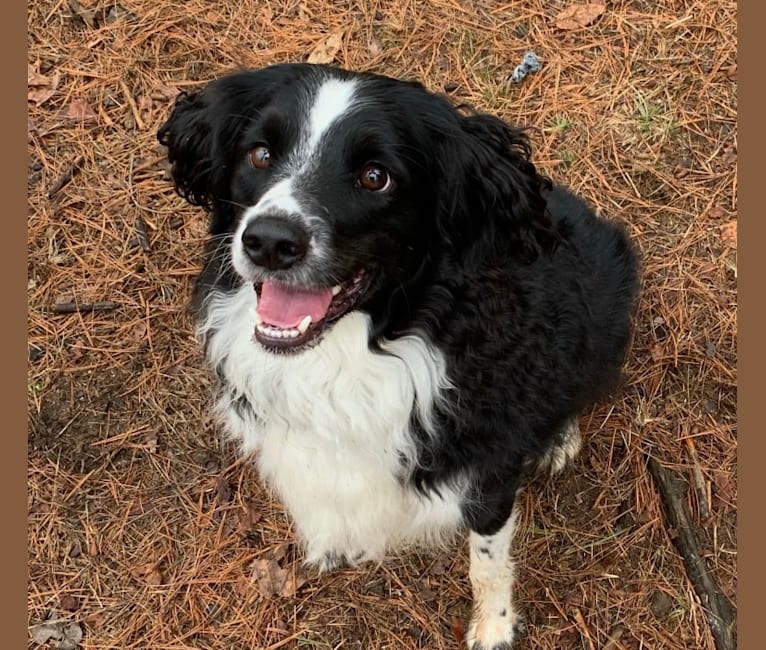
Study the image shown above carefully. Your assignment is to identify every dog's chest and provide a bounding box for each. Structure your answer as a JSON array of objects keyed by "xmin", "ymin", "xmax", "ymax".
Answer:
[{"xmin": 198, "ymin": 286, "xmax": 466, "ymax": 557}]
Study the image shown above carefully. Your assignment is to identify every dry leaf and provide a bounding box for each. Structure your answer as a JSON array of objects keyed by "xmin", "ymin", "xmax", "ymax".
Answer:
[
  {"xmin": 30, "ymin": 620, "xmax": 83, "ymax": 650},
  {"xmin": 554, "ymin": 3, "xmax": 606, "ymax": 31},
  {"xmin": 145, "ymin": 568, "xmax": 164, "ymax": 586},
  {"xmin": 28, "ymin": 69, "xmax": 60, "ymax": 105},
  {"xmin": 68, "ymin": 0, "xmax": 97, "ymax": 28},
  {"xmin": 238, "ymin": 501, "xmax": 262, "ymax": 533},
  {"xmin": 713, "ymin": 471, "xmax": 735, "ymax": 503},
  {"xmin": 307, "ymin": 29, "xmax": 344, "ymax": 64},
  {"xmin": 250, "ymin": 558, "xmax": 306, "ymax": 598},
  {"xmin": 60, "ymin": 594, "xmax": 79, "ymax": 611},
  {"xmin": 369, "ymin": 36, "xmax": 383, "ymax": 57},
  {"xmin": 725, "ymin": 64, "xmax": 737, "ymax": 80},
  {"xmin": 64, "ymin": 98, "xmax": 97, "ymax": 121},
  {"xmin": 450, "ymin": 616, "xmax": 466, "ymax": 645},
  {"xmin": 719, "ymin": 221, "xmax": 737, "ymax": 247},
  {"xmin": 650, "ymin": 344, "xmax": 664, "ymax": 362},
  {"xmin": 215, "ymin": 475, "xmax": 232, "ymax": 505},
  {"xmin": 150, "ymin": 83, "xmax": 179, "ymax": 102}
]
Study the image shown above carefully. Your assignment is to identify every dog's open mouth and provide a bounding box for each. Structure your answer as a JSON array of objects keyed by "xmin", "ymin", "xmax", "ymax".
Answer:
[{"xmin": 253, "ymin": 270, "xmax": 368, "ymax": 351}]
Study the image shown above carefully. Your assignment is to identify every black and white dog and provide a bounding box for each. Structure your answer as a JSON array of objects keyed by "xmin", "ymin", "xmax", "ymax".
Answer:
[{"xmin": 158, "ymin": 63, "xmax": 638, "ymax": 649}]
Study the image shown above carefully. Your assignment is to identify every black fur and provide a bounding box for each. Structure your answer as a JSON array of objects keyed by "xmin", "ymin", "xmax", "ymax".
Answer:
[{"xmin": 158, "ymin": 63, "xmax": 639, "ymax": 538}]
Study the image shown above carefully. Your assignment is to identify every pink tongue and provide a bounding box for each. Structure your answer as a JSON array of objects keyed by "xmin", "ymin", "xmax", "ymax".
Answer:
[{"xmin": 256, "ymin": 281, "xmax": 333, "ymax": 329}]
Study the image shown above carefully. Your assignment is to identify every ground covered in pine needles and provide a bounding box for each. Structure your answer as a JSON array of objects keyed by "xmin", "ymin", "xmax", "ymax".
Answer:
[{"xmin": 28, "ymin": 1, "xmax": 737, "ymax": 648}]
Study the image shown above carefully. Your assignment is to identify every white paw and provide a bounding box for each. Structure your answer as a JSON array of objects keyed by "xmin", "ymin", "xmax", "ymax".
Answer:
[
  {"xmin": 537, "ymin": 418, "xmax": 582, "ymax": 475},
  {"xmin": 465, "ymin": 608, "xmax": 524, "ymax": 649}
]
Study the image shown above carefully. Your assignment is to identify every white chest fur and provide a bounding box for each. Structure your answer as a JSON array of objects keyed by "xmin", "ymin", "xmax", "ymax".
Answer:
[{"xmin": 198, "ymin": 285, "xmax": 468, "ymax": 564}]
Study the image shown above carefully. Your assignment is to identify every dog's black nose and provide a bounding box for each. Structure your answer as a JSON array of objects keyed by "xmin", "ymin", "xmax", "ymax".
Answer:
[{"xmin": 241, "ymin": 217, "xmax": 309, "ymax": 270}]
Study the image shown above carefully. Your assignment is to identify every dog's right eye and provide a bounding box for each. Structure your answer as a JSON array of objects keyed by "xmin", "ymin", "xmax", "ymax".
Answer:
[{"xmin": 248, "ymin": 145, "xmax": 271, "ymax": 169}]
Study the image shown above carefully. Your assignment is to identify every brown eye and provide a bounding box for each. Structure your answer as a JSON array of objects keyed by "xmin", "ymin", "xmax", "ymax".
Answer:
[
  {"xmin": 358, "ymin": 164, "xmax": 392, "ymax": 192},
  {"xmin": 249, "ymin": 145, "xmax": 271, "ymax": 169}
]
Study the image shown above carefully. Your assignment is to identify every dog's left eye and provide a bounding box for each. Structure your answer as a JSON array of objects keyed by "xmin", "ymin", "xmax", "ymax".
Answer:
[
  {"xmin": 248, "ymin": 145, "xmax": 271, "ymax": 170},
  {"xmin": 357, "ymin": 164, "xmax": 392, "ymax": 192}
]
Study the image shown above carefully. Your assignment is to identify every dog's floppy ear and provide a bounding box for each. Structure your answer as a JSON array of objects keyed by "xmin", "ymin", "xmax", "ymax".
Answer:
[
  {"xmin": 434, "ymin": 110, "xmax": 557, "ymax": 264},
  {"xmin": 157, "ymin": 89, "xmax": 224, "ymax": 213},
  {"xmin": 157, "ymin": 64, "xmax": 311, "ymax": 234}
]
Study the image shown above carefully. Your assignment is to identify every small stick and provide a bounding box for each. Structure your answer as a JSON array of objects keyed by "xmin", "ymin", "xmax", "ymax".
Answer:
[
  {"xmin": 572, "ymin": 607, "xmax": 596, "ymax": 650},
  {"xmin": 50, "ymin": 300, "xmax": 118, "ymax": 314},
  {"xmin": 135, "ymin": 215, "xmax": 151, "ymax": 252},
  {"xmin": 119, "ymin": 79, "xmax": 145, "ymax": 130},
  {"xmin": 647, "ymin": 456, "xmax": 735, "ymax": 650},
  {"xmin": 47, "ymin": 154, "xmax": 84, "ymax": 199},
  {"xmin": 685, "ymin": 436, "xmax": 711, "ymax": 519}
]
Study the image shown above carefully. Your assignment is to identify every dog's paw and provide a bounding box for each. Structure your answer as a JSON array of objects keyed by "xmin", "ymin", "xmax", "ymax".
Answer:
[
  {"xmin": 465, "ymin": 609, "xmax": 525, "ymax": 649},
  {"xmin": 310, "ymin": 551, "xmax": 348, "ymax": 573},
  {"xmin": 536, "ymin": 418, "xmax": 581, "ymax": 475}
]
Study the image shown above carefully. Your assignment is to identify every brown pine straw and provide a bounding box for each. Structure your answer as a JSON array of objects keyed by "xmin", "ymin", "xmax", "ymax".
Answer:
[{"xmin": 29, "ymin": 1, "xmax": 736, "ymax": 648}]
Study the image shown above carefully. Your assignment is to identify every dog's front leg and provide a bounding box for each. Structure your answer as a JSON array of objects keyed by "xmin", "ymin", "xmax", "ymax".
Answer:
[{"xmin": 464, "ymin": 476, "xmax": 523, "ymax": 650}]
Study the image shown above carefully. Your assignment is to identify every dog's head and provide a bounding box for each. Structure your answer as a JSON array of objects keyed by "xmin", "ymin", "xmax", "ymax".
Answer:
[{"xmin": 159, "ymin": 64, "xmax": 554, "ymax": 352}]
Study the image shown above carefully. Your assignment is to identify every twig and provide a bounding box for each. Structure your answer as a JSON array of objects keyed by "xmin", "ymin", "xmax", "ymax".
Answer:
[
  {"xmin": 47, "ymin": 154, "xmax": 84, "ymax": 199},
  {"xmin": 119, "ymin": 79, "xmax": 146, "ymax": 130},
  {"xmin": 685, "ymin": 436, "xmax": 711, "ymax": 519},
  {"xmin": 647, "ymin": 456, "xmax": 736, "ymax": 650},
  {"xmin": 50, "ymin": 300, "xmax": 118, "ymax": 314},
  {"xmin": 572, "ymin": 607, "xmax": 596, "ymax": 650}
]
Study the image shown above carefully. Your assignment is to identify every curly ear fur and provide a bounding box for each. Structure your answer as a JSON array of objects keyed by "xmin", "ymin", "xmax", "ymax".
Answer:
[
  {"xmin": 157, "ymin": 90, "xmax": 219, "ymax": 210},
  {"xmin": 157, "ymin": 64, "xmax": 316, "ymax": 234},
  {"xmin": 435, "ymin": 110, "xmax": 557, "ymax": 265}
]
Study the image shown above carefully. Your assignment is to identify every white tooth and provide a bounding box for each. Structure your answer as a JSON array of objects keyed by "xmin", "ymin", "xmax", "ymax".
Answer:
[
  {"xmin": 331, "ymin": 285, "xmax": 342, "ymax": 297},
  {"xmin": 288, "ymin": 329, "xmax": 299, "ymax": 338},
  {"xmin": 297, "ymin": 315, "xmax": 312, "ymax": 334}
]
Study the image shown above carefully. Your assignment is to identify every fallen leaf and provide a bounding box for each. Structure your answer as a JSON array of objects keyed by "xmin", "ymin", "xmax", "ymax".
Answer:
[
  {"xmin": 150, "ymin": 83, "xmax": 179, "ymax": 102},
  {"xmin": 417, "ymin": 579, "xmax": 438, "ymax": 603},
  {"xmin": 369, "ymin": 36, "xmax": 383, "ymax": 57},
  {"xmin": 554, "ymin": 3, "xmax": 606, "ymax": 31},
  {"xmin": 307, "ymin": 29, "xmax": 344, "ymax": 64},
  {"xmin": 68, "ymin": 0, "xmax": 97, "ymax": 28},
  {"xmin": 450, "ymin": 616, "xmax": 465, "ymax": 645},
  {"xmin": 649, "ymin": 344, "xmax": 664, "ymax": 362},
  {"xmin": 30, "ymin": 618, "xmax": 83, "ymax": 650},
  {"xmin": 712, "ymin": 471, "xmax": 735, "ymax": 503},
  {"xmin": 28, "ymin": 69, "xmax": 60, "ymax": 105},
  {"xmin": 145, "ymin": 567, "xmax": 164, "ymax": 586},
  {"xmin": 215, "ymin": 475, "xmax": 232, "ymax": 505},
  {"xmin": 144, "ymin": 431, "xmax": 158, "ymax": 453},
  {"xmin": 60, "ymin": 595, "xmax": 79, "ymax": 611},
  {"xmin": 131, "ymin": 321, "xmax": 147, "ymax": 342},
  {"xmin": 725, "ymin": 64, "xmax": 737, "ymax": 80},
  {"xmin": 250, "ymin": 558, "xmax": 306, "ymax": 598},
  {"xmin": 719, "ymin": 221, "xmax": 737, "ymax": 247},
  {"xmin": 64, "ymin": 98, "xmax": 97, "ymax": 121},
  {"xmin": 238, "ymin": 501, "xmax": 262, "ymax": 533}
]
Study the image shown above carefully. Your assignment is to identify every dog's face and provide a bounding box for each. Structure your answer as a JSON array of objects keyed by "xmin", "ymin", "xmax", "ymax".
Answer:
[
  {"xmin": 159, "ymin": 64, "xmax": 553, "ymax": 352},
  {"xmin": 226, "ymin": 71, "xmax": 436, "ymax": 351}
]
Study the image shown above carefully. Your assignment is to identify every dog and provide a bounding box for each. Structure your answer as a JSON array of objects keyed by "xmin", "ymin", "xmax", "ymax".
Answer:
[{"xmin": 158, "ymin": 63, "xmax": 639, "ymax": 649}]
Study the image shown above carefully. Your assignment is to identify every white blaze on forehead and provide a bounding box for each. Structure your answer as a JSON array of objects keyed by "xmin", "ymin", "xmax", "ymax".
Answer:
[
  {"xmin": 252, "ymin": 177, "xmax": 301, "ymax": 215},
  {"xmin": 306, "ymin": 77, "xmax": 358, "ymax": 149}
]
